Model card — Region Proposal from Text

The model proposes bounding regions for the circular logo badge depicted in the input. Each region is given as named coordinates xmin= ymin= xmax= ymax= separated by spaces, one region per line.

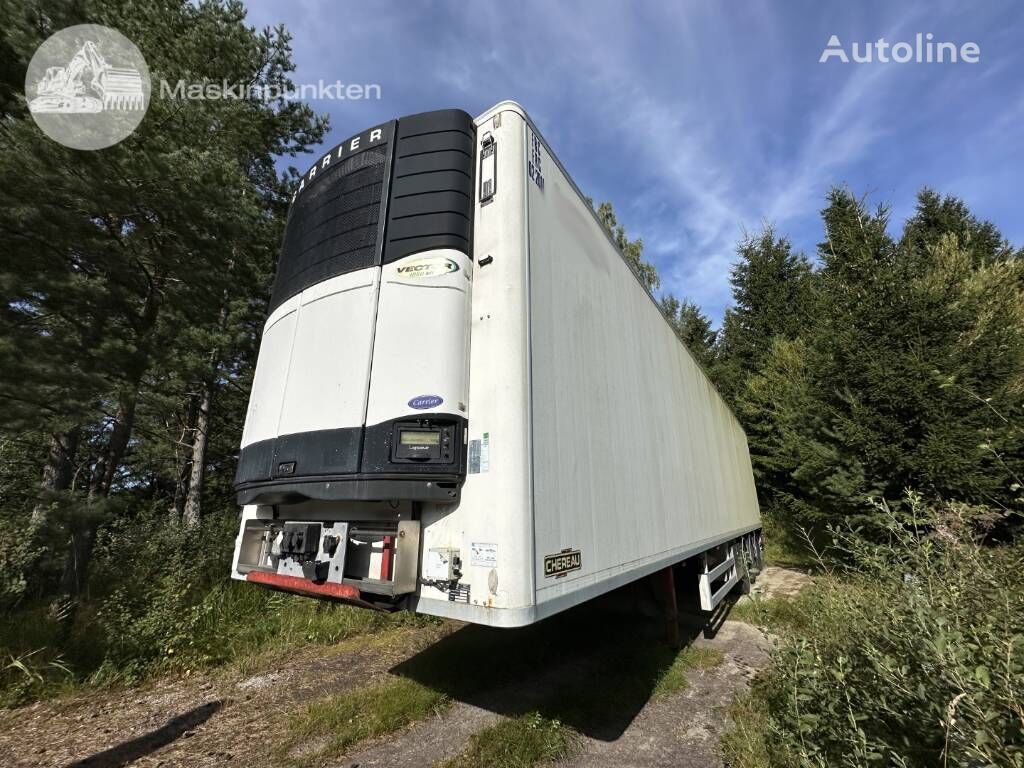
xmin=25 ymin=24 xmax=150 ymax=150
xmin=408 ymin=395 xmax=444 ymax=410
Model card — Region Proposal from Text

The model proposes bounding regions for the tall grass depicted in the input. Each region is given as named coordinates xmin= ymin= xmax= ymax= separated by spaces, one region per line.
xmin=0 ymin=508 xmax=431 ymax=706
xmin=722 ymin=494 xmax=1024 ymax=768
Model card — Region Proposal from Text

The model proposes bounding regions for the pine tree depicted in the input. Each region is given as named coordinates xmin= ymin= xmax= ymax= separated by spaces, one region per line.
xmin=591 ymin=200 xmax=660 ymax=294
xmin=725 ymin=189 xmax=1023 ymax=530
xmin=659 ymin=295 xmax=717 ymax=368
xmin=716 ymin=228 xmax=816 ymax=406
xmin=900 ymin=188 xmax=1018 ymax=267
xmin=770 ymin=188 xmax=1024 ymax=524
xmin=0 ymin=0 xmax=327 ymax=599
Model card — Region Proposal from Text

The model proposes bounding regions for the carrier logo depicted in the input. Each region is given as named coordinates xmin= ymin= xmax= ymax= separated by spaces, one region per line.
xmin=396 ymin=256 xmax=459 ymax=279
xmin=408 ymin=394 xmax=443 ymax=410
xmin=544 ymin=548 xmax=582 ymax=578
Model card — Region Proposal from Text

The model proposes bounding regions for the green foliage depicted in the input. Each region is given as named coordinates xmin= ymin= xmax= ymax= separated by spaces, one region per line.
xmin=276 ymin=677 xmax=450 ymax=765
xmin=660 ymin=294 xmax=718 ymax=368
xmin=716 ymin=228 xmax=816 ymax=405
xmin=590 ymin=199 xmax=661 ymax=293
xmin=443 ymin=713 xmax=574 ymax=768
xmin=0 ymin=648 xmax=74 ymax=708
xmin=726 ymin=594 xmax=812 ymax=634
xmin=759 ymin=509 xmax=820 ymax=569
xmin=900 ymin=188 xmax=1019 ymax=267
xmin=88 ymin=510 xmax=242 ymax=679
xmin=0 ymin=508 xmax=421 ymax=704
xmin=723 ymin=494 xmax=1024 ymax=768
xmin=725 ymin=189 xmax=1024 ymax=531
xmin=0 ymin=0 xmax=329 ymax=605
xmin=805 ymin=191 xmax=1023 ymax=518
xmin=0 ymin=513 xmax=42 ymax=606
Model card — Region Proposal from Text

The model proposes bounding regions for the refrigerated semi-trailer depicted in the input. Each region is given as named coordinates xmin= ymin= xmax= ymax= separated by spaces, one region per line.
xmin=230 ymin=101 xmax=762 ymax=627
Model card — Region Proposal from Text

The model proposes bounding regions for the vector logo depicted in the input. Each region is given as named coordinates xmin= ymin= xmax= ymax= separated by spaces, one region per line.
xmin=26 ymin=24 xmax=150 ymax=150
xmin=395 ymin=256 xmax=460 ymax=279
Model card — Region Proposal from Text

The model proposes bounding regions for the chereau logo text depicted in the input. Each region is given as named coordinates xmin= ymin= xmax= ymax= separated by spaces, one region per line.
xmin=820 ymin=34 xmax=980 ymax=64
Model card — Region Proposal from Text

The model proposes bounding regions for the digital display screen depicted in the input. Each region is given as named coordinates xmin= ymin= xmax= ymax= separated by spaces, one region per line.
xmin=400 ymin=431 xmax=440 ymax=446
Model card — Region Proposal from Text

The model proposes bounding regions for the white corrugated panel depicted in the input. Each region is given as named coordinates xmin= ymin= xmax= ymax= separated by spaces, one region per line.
xmin=523 ymin=112 xmax=760 ymax=608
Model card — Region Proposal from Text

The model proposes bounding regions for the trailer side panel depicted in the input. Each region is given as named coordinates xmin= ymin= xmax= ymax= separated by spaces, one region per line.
xmin=525 ymin=120 xmax=761 ymax=613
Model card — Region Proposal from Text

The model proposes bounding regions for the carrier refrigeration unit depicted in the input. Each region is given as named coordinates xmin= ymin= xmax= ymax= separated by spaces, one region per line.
xmin=231 ymin=101 xmax=762 ymax=626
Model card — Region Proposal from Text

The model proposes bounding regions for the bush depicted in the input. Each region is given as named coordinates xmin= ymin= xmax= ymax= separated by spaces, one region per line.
xmin=88 ymin=509 xmax=425 ymax=683
xmin=723 ymin=493 xmax=1024 ymax=768
xmin=88 ymin=509 xmax=238 ymax=679
xmin=0 ymin=508 xmax=430 ymax=704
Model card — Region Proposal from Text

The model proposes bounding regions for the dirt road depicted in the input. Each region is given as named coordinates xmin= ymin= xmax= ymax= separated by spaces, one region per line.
xmin=0 ymin=568 xmax=806 ymax=768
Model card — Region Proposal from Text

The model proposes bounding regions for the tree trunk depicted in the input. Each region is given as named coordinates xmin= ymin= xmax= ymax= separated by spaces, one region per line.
xmin=182 ymin=379 xmax=213 ymax=529
xmin=54 ymin=231 xmax=161 ymax=611
xmin=172 ymin=394 xmax=199 ymax=522
xmin=24 ymin=429 xmax=80 ymax=599
xmin=181 ymin=299 xmax=228 ymax=528
xmin=31 ymin=428 xmax=80 ymax=527
xmin=89 ymin=389 xmax=137 ymax=499
xmin=59 ymin=389 xmax=138 ymax=599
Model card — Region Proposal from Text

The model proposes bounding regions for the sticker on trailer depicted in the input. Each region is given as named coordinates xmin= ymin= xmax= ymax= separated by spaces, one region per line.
xmin=395 ymin=256 xmax=459 ymax=279
xmin=480 ymin=432 xmax=490 ymax=472
xmin=468 ymin=439 xmax=481 ymax=473
xmin=544 ymin=548 xmax=581 ymax=578
xmin=470 ymin=542 xmax=497 ymax=567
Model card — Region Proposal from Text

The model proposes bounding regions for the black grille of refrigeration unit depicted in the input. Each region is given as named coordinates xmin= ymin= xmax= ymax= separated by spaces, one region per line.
xmin=268 ymin=126 xmax=394 ymax=313
xmin=383 ymin=110 xmax=475 ymax=264
xmin=235 ymin=109 xmax=476 ymax=506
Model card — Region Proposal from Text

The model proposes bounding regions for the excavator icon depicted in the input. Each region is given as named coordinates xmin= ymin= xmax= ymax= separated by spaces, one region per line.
xmin=29 ymin=39 xmax=144 ymax=114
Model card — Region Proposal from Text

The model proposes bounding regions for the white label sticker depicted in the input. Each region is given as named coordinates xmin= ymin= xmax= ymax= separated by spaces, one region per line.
xmin=481 ymin=432 xmax=490 ymax=472
xmin=470 ymin=542 xmax=497 ymax=567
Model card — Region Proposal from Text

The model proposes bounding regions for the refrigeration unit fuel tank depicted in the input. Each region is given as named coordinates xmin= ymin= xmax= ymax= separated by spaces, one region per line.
xmin=231 ymin=102 xmax=763 ymax=624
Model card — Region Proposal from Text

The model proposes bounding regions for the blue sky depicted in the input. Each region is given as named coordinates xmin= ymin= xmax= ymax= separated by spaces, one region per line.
xmin=244 ymin=0 xmax=1023 ymax=324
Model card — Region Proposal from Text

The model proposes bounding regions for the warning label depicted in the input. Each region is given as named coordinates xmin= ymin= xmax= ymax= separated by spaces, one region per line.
xmin=470 ymin=542 xmax=497 ymax=567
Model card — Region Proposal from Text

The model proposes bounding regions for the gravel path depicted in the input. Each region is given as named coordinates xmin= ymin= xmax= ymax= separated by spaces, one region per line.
xmin=0 ymin=624 xmax=452 ymax=768
xmin=0 ymin=567 xmax=807 ymax=768
xmin=555 ymin=620 xmax=770 ymax=768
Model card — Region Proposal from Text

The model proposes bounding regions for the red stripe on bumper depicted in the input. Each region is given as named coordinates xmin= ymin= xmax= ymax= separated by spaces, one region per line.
xmin=246 ymin=571 xmax=363 ymax=601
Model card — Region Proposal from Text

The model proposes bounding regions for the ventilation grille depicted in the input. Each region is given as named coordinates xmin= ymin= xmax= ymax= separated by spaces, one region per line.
xmin=269 ymin=145 xmax=390 ymax=312
xmin=383 ymin=110 xmax=475 ymax=264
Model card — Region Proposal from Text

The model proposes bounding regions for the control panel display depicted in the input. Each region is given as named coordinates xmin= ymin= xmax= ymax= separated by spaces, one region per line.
xmin=392 ymin=422 xmax=455 ymax=463
xmin=400 ymin=431 xmax=440 ymax=446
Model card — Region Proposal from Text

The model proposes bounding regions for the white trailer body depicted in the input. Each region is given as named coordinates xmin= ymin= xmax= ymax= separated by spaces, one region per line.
xmin=231 ymin=101 xmax=761 ymax=626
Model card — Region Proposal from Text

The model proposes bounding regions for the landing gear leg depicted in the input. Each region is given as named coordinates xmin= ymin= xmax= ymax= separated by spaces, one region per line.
xmin=652 ymin=565 xmax=679 ymax=648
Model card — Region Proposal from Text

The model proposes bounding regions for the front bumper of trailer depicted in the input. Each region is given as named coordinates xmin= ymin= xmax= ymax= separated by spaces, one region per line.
xmin=234 ymin=514 xmax=421 ymax=607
